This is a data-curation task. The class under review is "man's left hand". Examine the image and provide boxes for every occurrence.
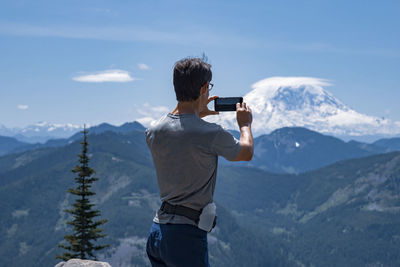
[199,96,220,118]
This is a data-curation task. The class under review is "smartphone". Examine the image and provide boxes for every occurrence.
[214,97,243,112]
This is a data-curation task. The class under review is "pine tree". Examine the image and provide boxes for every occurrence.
[56,124,109,261]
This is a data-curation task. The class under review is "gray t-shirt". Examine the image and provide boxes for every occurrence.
[145,113,241,226]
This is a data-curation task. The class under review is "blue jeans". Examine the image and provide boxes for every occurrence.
[146,222,210,267]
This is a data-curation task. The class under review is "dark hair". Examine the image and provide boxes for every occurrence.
[173,57,212,101]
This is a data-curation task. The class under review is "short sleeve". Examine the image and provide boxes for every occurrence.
[212,127,241,161]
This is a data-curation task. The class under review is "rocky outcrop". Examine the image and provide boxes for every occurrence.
[55,259,112,267]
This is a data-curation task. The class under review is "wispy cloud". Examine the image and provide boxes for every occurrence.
[89,8,119,17]
[73,69,134,83]
[138,63,150,70]
[17,104,29,110]
[2,16,400,60]
[1,22,396,57]
[135,103,170,126]
[0,22,255,48]
[260,40,400,58]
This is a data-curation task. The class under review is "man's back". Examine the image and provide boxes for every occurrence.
[146,112,240,225]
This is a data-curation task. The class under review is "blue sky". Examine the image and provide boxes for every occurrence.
[1,0,399,128]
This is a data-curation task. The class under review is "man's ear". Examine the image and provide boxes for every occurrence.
[200,84,208,95]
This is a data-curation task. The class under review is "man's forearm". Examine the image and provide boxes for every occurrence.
[239,125,254,160]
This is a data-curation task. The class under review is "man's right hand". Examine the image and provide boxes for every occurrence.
[236,102,253,128]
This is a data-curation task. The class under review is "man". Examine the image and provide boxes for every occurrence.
[145,57,253,267]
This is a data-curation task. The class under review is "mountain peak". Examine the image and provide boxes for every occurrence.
[247,77,346,113]
[205,76,400,138]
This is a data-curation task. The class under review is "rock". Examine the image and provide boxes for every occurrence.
[55,259,112,267]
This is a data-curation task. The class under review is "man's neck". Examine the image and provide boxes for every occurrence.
[171,100,200,116]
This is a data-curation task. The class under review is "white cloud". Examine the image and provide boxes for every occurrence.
[17,105,29,110]
[138,63,150,70]
[73,69,134,83]
[135,103,170,127]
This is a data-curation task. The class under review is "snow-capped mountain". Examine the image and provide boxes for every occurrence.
[205,77,400,139]
[0,121,84,143]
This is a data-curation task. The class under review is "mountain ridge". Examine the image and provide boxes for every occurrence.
[0,121,145,144]
[2,124,400,174]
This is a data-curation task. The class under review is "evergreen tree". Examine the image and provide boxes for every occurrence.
[56,124,109,261]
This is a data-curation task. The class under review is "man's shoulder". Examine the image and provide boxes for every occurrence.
[148,114,170,127]
[195,118,229,136]
[145,113,228,136]
[200,118,234,133]
[145,114,169,134]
